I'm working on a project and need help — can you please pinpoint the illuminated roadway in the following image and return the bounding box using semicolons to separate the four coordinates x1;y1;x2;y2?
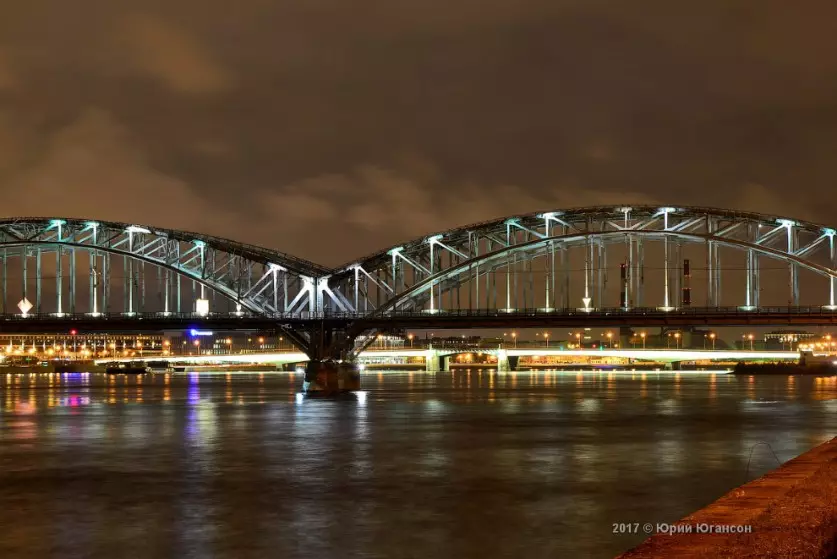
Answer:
93;348;801;366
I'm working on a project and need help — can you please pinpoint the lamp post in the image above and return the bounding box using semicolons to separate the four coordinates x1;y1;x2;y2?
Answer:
575;332;581;348
640;332;646;349
748;334;754;351
606;331;613;348
674;332;681;349
193;339;200;356
544;332;549;348
408;333;414;348
709;332;716;350
511;332;517;348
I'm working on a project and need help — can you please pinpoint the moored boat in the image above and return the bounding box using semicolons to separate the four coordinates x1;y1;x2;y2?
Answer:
52;360;98;373
105;361;148;375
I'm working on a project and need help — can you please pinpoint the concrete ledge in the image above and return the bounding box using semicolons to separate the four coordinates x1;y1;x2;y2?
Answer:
618;437;837;558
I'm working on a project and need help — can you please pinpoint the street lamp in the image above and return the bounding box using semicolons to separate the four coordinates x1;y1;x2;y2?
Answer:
606;331;613;348
408;333;414;348
674;332;681;349
544;332;549;348
709;332;716;350
511;332;517;348
575;332;581;348
748;333;754;351
640;331;646;349
193;339;200;355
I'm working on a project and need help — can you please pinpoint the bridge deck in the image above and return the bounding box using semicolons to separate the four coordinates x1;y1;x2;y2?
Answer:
3;307;837;334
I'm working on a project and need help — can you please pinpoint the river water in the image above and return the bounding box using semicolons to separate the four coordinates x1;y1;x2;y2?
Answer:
1;369;835;558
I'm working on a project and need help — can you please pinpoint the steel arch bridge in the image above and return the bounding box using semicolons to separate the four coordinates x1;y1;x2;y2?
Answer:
2;206;837;358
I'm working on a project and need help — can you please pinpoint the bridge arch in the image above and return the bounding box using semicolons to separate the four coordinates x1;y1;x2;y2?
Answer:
0;217;338;316
330;205;837;315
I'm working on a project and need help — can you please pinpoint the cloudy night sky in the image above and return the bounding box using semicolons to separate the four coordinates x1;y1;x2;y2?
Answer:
2;1;836;267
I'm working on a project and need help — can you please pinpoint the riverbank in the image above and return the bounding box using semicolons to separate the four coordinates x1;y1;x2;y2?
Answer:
618;437;837;558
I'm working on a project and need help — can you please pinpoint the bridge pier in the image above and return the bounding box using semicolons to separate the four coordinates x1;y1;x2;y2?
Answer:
423;349;450;372
302;359;361;394
496;349;518;372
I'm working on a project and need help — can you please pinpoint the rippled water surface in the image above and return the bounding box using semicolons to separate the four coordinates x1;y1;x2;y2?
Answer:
1;370;836;558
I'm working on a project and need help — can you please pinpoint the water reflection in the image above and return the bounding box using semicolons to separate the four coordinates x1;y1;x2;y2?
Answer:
0;370;835;558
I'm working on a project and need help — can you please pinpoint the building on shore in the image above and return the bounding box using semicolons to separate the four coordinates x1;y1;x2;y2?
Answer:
0;333;164;359
763;330;817;350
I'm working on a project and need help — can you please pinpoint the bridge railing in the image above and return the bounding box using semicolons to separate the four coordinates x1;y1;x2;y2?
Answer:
0;306;836;321
1;306;837;322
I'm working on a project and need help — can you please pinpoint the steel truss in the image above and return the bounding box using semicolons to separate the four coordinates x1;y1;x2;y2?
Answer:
0;218;338;317
331;205;837;316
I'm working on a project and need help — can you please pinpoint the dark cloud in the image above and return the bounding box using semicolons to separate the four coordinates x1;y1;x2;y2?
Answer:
2;1;837;266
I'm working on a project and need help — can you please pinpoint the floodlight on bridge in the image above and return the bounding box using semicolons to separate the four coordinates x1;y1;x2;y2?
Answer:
126;225;151;234
426;234;444;244
17;298;32;317
196;299;210;317
84;221;99;229
777;219;796;228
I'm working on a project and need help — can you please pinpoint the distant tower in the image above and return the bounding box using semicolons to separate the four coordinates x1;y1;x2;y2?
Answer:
682;259;691;306
620;261;629;309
